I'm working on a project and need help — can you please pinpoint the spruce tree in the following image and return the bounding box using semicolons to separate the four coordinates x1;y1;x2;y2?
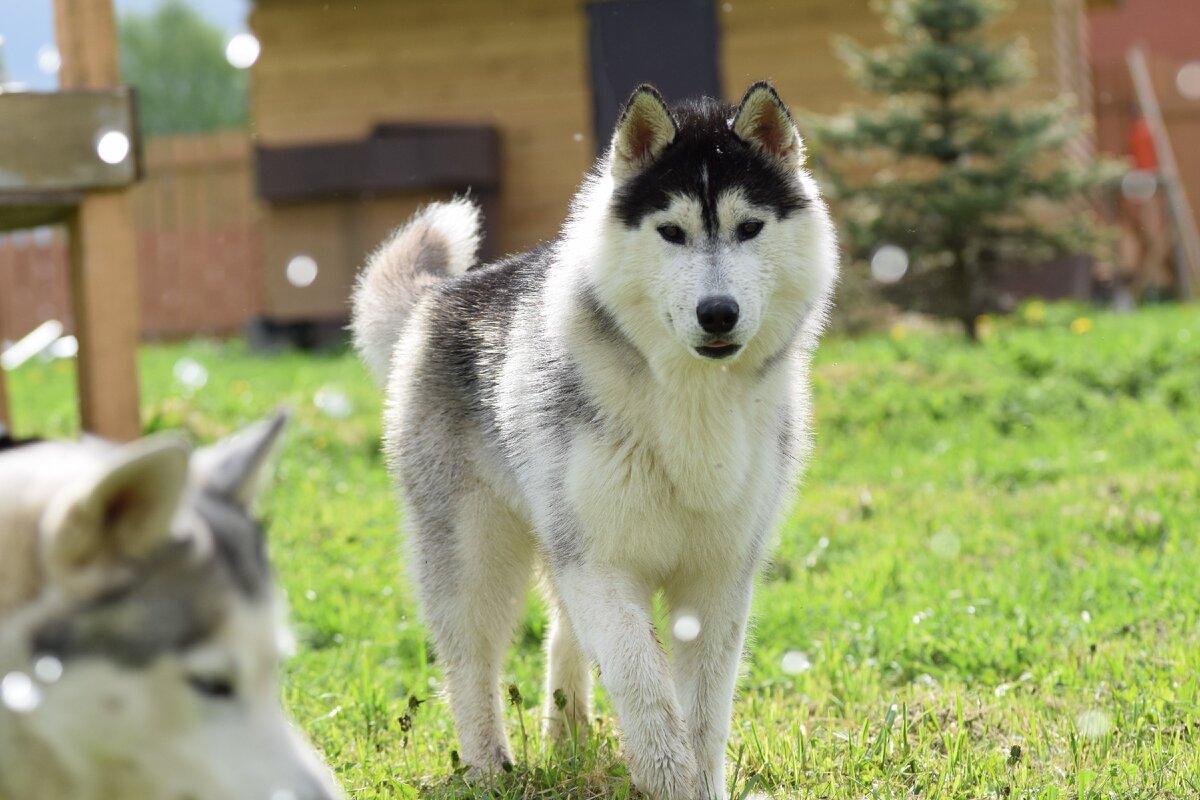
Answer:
807;0;1119;338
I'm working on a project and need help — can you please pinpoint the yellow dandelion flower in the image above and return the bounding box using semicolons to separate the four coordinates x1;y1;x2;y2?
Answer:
1070;317;1092;335
1024;300;1046;323
889;323;907;341
975;314;994;340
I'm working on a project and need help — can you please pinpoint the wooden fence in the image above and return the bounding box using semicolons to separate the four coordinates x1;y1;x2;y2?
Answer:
0;131;262;343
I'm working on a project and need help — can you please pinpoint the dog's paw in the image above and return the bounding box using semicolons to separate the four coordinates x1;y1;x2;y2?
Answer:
460;742;513;786
628;742;700;800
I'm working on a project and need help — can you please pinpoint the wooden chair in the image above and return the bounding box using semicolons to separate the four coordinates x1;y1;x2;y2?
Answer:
0;0;141;440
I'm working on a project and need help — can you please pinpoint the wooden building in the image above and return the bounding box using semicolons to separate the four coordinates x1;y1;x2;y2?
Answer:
247;0;1087;327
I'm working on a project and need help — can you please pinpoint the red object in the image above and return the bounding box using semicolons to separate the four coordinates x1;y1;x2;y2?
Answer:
1129;117;1158;171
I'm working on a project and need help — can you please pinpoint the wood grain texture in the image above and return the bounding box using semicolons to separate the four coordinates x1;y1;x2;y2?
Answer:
54;0;142;440
0;90;140;194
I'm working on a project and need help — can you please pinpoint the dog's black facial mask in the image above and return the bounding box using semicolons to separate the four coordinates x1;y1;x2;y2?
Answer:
609;83;809;235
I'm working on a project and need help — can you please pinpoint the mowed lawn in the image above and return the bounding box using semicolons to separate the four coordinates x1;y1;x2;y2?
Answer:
8;303;1200;799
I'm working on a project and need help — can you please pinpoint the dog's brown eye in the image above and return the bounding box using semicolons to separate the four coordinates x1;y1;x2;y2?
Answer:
657;224;686;245
188;674;236;700
737;220;764;241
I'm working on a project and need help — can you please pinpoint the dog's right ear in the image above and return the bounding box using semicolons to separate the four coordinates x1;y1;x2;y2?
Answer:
40;436;190;580
610;85;677;181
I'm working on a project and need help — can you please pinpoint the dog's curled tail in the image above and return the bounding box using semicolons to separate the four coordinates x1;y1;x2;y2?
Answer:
350;198;482;384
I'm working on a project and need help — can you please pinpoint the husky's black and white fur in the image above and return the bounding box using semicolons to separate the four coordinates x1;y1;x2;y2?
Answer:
352;82;838;799
0;416;342;800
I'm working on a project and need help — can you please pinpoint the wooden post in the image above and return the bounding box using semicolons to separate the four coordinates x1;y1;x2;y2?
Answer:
53;0;141;439
1128;46;1200;299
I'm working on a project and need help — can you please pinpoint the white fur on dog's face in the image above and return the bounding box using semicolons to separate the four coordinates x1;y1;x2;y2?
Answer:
575;176;835;377
18;596;336;800
0;415;342;800
563;86;838;378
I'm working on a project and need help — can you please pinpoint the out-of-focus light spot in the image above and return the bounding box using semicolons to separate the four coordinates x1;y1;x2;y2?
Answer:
572;132;583;142
1070;317;1092;335
1076;710;1110;738
33;656;63;684
722;2;733;11
36;44;61;75
889;323;907;341
269;790;298;800
929;530;961;559
225;33;261;69
1;672;41;714
96;131;130;165
672;614;701;642
305;589;317;601
1;320;63;370
1176;62;1200;100
781;650;811;674
870;244;909;283
314;385;353;419
1080;610;1092;624
173;358;209;392
1121;170;1157;202
47;335;77;360
286;255;318;288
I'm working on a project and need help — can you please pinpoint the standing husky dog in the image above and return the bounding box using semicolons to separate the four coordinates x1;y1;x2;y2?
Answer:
352;82;838;799
0;415;342;800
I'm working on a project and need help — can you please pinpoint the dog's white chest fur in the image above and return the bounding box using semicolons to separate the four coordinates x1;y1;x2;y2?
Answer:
563;365;781;581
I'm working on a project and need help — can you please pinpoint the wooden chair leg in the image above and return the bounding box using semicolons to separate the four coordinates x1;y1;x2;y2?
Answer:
67;198;141;440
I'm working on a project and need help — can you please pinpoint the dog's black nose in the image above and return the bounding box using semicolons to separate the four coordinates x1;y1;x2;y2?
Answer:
696;296;739;335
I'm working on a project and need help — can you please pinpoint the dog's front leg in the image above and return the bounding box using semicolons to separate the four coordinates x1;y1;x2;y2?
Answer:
667;564;756;800
553;563;698;799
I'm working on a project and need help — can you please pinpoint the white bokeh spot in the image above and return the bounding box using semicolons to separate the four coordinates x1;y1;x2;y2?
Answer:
871;244;909;284
225;33;261;70
1;672;42;714
96;131;131;165
37;44;62;75
781;650;811;674
286;255;319;288
672;614;701;643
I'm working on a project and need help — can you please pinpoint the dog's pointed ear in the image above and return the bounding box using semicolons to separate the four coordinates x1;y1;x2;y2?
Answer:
732;82;804;169
42;436;190;576
611;85;678;180
192;410;289;508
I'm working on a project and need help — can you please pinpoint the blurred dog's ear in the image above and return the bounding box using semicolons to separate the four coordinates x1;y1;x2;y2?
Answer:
192;409;289;509
732;82;804;169
611;85;678;180
41;435;190;578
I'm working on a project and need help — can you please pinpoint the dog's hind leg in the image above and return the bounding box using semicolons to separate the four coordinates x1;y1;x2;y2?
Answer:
407;483;535;777
541;600;592;747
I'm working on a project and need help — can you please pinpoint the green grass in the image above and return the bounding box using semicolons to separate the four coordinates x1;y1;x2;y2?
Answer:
8;303;1200;798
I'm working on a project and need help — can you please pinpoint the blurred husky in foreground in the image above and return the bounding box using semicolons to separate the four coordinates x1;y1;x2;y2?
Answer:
352;81;838;799
0;415;342;800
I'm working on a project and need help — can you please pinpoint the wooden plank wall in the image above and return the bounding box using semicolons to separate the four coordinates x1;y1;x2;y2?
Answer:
0;131;261;342
251;0;1071;265
250;0;595;255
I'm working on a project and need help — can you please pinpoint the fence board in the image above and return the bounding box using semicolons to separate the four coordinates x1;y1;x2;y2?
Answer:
0;131;262;343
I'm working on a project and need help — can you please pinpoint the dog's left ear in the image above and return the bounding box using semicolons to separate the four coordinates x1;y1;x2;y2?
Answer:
192;410;289;509
611;85;678;180
732;82;804;170
42;435;191;578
